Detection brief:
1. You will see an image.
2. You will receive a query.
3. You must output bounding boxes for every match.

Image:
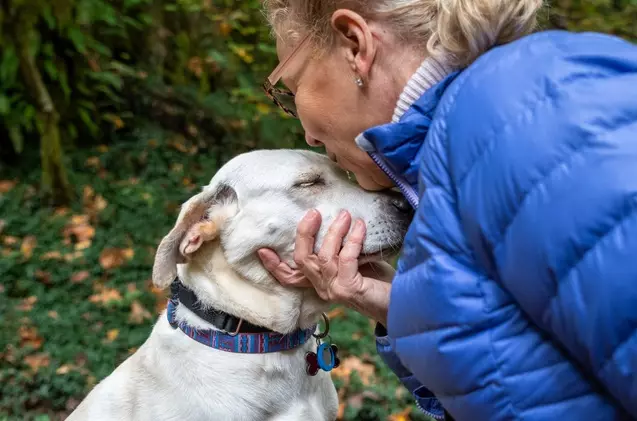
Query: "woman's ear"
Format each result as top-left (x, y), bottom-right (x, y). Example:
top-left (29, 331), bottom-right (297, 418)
top-left (330, 9), bottom-right (377, 80)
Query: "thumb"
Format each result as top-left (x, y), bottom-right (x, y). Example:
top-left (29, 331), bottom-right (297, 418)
top-left (257, 248), bottom-right (281, 273)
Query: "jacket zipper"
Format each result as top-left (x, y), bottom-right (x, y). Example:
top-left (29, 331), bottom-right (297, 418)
top-left (368, 152), bottom-right (419, 208)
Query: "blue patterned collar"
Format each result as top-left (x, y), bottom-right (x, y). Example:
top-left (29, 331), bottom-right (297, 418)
top-left (166, 280), bottom-right (316, 354)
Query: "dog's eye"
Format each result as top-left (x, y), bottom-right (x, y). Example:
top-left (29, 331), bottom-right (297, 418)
top-left (294, 175), bottom-right (324, 188)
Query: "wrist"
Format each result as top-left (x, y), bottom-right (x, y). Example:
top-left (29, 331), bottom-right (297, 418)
top-left (346, 276), bottom-right (390, 326)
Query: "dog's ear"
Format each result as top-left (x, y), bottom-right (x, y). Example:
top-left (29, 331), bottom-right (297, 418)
top-left (152, 184), bottom-right (237, 289)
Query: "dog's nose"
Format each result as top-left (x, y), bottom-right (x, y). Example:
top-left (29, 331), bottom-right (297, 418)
top-left (391, 196), bottom-right (411, 213)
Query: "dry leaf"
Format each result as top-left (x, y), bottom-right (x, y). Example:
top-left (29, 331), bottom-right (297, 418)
top-left (331, 356), bottom-right (376, 386)
top-left (63, 214), bottom-right (95, 248)
top-left (337, 403), bottom-right (346, 420)
top-left (0, 219), bottom-right (5, 235)
top-left (326, 307), bottom-right (346, 319)
top-left (99, 247), bottom-right (134, 270)
top-left (105, 329), bottom-right (119, 342)
top-left (35, 270), bottom-right (52, 285)
top-left (17, 296), bottom-right (38, 312)
top-left (24, 353), bottom-right (50, 372)
top-left (85, 157), bottom-right (101, 168)
top-left (0, 180), bottom-right (17, 193)
top-left (129, 300), bottom-right (152, 324)
top-left (89, 287), bottom-right (122, 305)
top-left (56, 363), bottom-right (76, 375)
top-left (3, 236), bottom-right (18, 246)
top-left (64, 250), bottom-right (85, 262)
top-left (70, 270), bottom-right (90, 284)
top-left (20, 236), bottom-right (37, 260)
top-left (82, 186), bottom-right (108, 216)
top-left (388, 407), bottom-right (412, 421)
top-left (48, 310), bottom-right (59, 319)
top-left (19, 325), bottom-right (43, 349)
top-left (42, 251), bottom-right (63, 260)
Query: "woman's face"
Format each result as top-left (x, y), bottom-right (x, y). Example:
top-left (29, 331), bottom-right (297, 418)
top-left (272, 12), bottom-right (411, 191)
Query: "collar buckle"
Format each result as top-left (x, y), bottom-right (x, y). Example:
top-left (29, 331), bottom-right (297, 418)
top-left (223, 318), bottom-right (243, 337)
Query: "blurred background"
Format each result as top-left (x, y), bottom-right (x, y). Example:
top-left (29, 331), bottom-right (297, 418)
top-left (0, 1), bottom-right (636, 420)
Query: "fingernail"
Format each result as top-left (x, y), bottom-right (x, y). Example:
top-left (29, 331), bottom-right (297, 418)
top-left (306, 209), bottom-right (319, 219)
top-left (338, 210), bottom-right (348, 221)
top-left (355, 219), bottom-right (364, 230)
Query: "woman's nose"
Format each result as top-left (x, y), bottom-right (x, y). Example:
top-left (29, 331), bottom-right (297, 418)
top-left (305, 133), bottom-right (323, 147)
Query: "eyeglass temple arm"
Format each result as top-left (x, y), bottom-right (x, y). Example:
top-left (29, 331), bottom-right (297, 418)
top-left (267, 33), bottom-right (311, 86)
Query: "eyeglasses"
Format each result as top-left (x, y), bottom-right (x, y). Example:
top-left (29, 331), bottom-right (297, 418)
top-left (262, 33), bottom-right (311, 118)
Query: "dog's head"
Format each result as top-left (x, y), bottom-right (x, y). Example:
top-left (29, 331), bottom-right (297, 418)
top-left (152, 149), bottom-right (413, 332)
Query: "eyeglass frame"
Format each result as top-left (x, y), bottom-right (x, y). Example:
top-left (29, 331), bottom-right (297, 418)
top-left (261, 33), bottom-right (312, 118)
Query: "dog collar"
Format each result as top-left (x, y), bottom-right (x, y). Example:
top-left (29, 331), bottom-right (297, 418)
top-left (166, 280), bottom-right (316, 353)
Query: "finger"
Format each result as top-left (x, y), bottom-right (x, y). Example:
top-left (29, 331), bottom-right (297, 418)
top-left (258, 249), bottom-right (312, 287)
top-left (294, 209), bottom-right (322, 267)
top-left (338, 218), bottom-right (366, 279)
top-left (317, 210), bottom-right (351, 263)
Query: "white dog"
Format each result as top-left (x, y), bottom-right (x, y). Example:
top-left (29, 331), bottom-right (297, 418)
top-left (66, 149), bottom-right (412, 421)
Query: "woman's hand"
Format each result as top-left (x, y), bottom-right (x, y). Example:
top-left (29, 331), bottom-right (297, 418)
top-left (257, 209), bottom-right (395, 324)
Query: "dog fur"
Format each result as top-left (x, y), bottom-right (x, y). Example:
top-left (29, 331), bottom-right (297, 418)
top-left (66, 149), bottom-right (412, 421)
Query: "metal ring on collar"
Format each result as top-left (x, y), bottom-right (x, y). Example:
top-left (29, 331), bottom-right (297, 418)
top-left (312, 312), bottom-right (330, 339)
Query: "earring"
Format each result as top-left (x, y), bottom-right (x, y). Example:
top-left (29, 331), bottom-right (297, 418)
top-left (354, 76), bottom-right (364, 87)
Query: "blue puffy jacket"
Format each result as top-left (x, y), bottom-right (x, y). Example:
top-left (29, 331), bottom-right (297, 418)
top-left (357, 30), bottom-right (637, 421)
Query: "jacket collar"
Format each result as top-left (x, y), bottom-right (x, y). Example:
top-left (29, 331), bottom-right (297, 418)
top-left (356, 63), bottom-right (460, 200)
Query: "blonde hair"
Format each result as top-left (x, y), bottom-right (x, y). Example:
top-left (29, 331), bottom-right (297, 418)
top-left (263, 0), bottom-right (544, 68)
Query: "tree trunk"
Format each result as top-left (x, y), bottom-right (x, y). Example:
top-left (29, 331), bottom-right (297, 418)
top-left (15, 25), bottom-right (72, 204)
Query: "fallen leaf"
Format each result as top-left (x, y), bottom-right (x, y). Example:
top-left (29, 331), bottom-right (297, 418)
top-left (35, 270), bottom-right (52, 285)
top-left (20, 236), bottom-right (37, 259)
top-left (17, 296), bottom-right (38, 311)
top-left (48, 310), bottom-right (59, 319)
top-left (0, 180), bottom-right (16, 193)
top-left (19, 325), bottom-right (43, 349)
top-left (56, 363), bottom-right (76, 375)
top-left (82, 186), bottom-right (108, 217)
top-left (64, 250), bottom-right (85, 262)
top-left (337, 403), bottom-right (346, 420)
top-left (71, 270), bottom-right (90, 284)
top-left (326, 307), bottom-right (346, 319)
top-left (54, 207), bottom-right (70, 217)
top-left (105, 329), bottom-right (119, 342)
top-left (24, 353), bottom-right (50, 372)
top-left (99, 247), bottom-right (134, 270)
top-left (89, 287), bottom-right (122, 305)
top-left (0, 219), bottom-right (5, 235)
top-left (388, 407), bottom-right (412, 421)
top-left (331, 356), bottom-right (376, 386)
top-left (62, 214), bottom-right (95, 247)
top-left (85, 157), bottom-right (101, 168)
top-left (3, 236), bottom-right (18, 246)
top-left (42, 251), bottom-right (63, 260)
top-left (128, 300), bottom-right (152, 324)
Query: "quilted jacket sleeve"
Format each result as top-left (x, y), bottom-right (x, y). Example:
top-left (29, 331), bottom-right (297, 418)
top-left (388, 31), bottom-right (637, 421)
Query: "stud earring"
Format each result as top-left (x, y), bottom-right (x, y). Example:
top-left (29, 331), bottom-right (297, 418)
top-left (354, 76), bottom-right (364, 87)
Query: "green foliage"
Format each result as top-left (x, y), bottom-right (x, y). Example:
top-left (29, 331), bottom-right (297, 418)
top-left (0, 0), bottom-right (304, 202)
top-left (540, 0), bottom-right (637, 42)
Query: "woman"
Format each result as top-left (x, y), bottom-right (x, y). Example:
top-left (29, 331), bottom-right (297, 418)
top-left (256, 1), bottom-right (637, 420)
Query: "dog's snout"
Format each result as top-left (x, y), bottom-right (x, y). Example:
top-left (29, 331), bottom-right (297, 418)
top-left (381, 189), bottom-right (413, 216)
top-left (391, 196), bottom-right (411, 213)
